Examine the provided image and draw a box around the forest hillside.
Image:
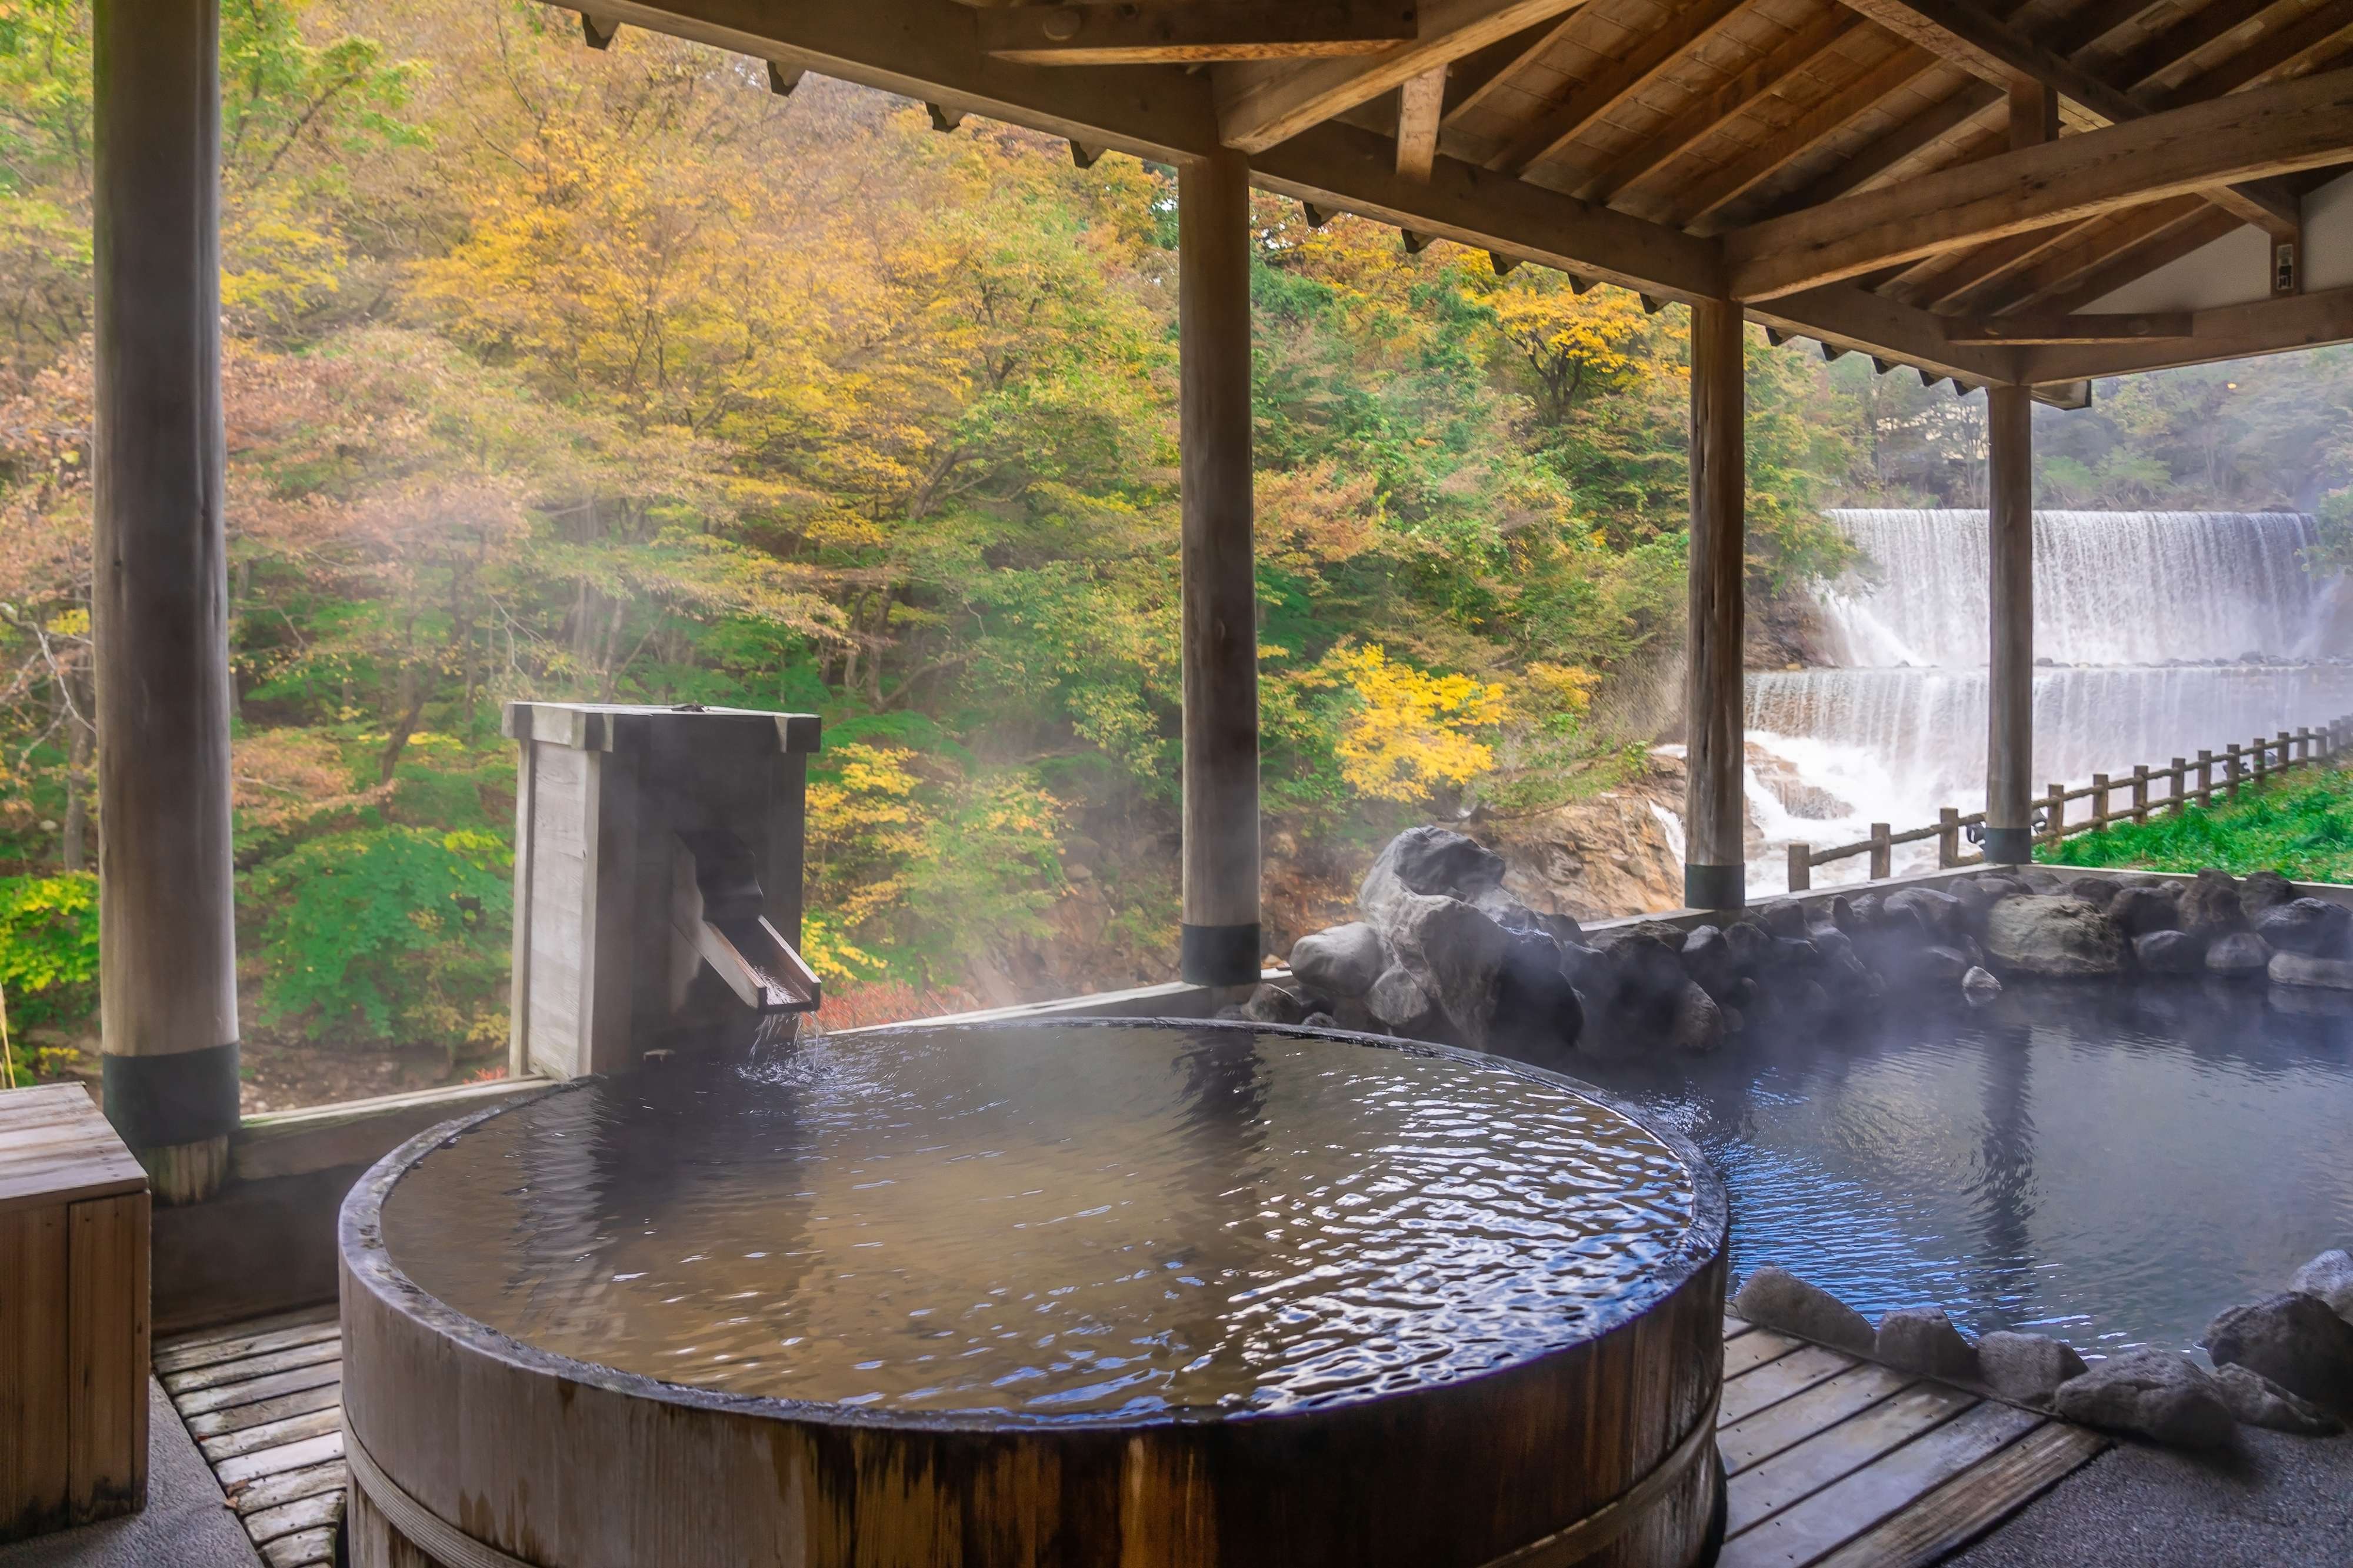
[5,0,2352,1102]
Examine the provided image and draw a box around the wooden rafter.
[1667,45,1944,228]
[979,1,1419,66]
[1439,13,1584,123]
[2024,283,2353,379]
[1832,0,2298,232]
[1725,65,2353,299]
[1777,79,2003,206]
[1982,197,2226,311]
[1215,0,1590,153]
[1397,65,1446,177]
[1485,0,1754,176]
[1948,309,2192,341]
[1577,8,1865,203]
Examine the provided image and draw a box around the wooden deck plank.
[225,1459,347,1517]
[1724,1327,1805,1377]
[1721,1343,1859,1424]
[1725,1313,1754,1337]
[1717,1401,2045,1568]
[160,1337,340,1394]
[172,1360,341,1417]
[1809,1421,2108,1568]
[1721,1363,1915,1476]
[199,1406,343,1463]
[242,1489,345,1547]
[154,1318,342,1376]
[258,1524,337,1568]
[212,1431,343,1489]
[182,1382,344,1440]
[155,1305,336,1356]
[1727,1382,1979,1536]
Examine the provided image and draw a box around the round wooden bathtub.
[338,1019,1728,1568]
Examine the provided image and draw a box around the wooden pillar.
[1178,149,1260,986]
[1684,298,1745,910]
[92,0,239,1203]
[1984,383,2034,865]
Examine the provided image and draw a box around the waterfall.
[1740,509,2352,890]
[1814,510,2327,667]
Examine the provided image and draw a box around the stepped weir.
[1740,511,2353,888]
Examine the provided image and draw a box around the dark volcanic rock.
[2105,883,2181,938]
[1491,928,1583,1052]
[1667,981,1725,1054]
[1758,900,1808,939]
[1978,1331,2089,1404]
[2205,1292,2353,1417]
[1722,919,1774,972]
[1961,965,2002,1004]
[2205,931,2274,977]
[1877,1307,1979,1381]
[2133,929,2205,973]
[1679,925,1734,996]
[2067,875,2122,910]
[1915,943,1973,983]
[1885,886,1966,940]
[2238,869,2297,916]
[2211,1363,2345,1435]
[2291,1249,2353,1323]
[1242,981,1312,1025]
[2052,1350,2237,1449]
[1985,896,2125,976]
[1365,964,1439,1036]
[1288,921,1387,999]
[2178,868,2248,937]
[1732,1266,1874,1355]
[2252,897,2351,956]
[2269,950,2353,990]
[1384,893,1508,1048]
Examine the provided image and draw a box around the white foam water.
[1733,510,2353,890]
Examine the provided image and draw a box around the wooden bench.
[0,1083,149,1542]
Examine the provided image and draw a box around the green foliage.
[245,826,509,1058]
[0,872,97,1029]
[2039,767,2353,883]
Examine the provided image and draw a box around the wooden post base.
[137,1136,229,1207]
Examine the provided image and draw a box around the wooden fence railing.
[1784,715,2353,892]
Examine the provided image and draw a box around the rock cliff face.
[1469,787,1686,922]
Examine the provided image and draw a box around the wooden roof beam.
[2022,282,2353,378]
[1577,8,1866,204]
[1215,0,1591,153]
[1947,309,2192,341]
[1778,79,2004,208]
[1397,65,1446,177]
[1832,0,2298,233]
[1485,0,1755,176]
[1724,65,2353,299]
[1439,12,1585,124]
[1669,45,1947,229]
[981,1,1418,66]
[1751,283,2028,383]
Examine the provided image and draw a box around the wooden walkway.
[154,1308,2104,1568]
[1716,1315,2106,1567]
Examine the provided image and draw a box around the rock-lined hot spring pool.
[1570,975,2353,1356]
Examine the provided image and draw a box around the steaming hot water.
[379,1022,1702,1419]
[1738,511,2353,889]
[1572,976,2353,1355]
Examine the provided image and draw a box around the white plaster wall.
[2087,170,2353,312]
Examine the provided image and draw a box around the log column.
[1984,383,2034,865]
[1683,299,1745,911]
[1177,149,1261,985]
[93,0,241,1202]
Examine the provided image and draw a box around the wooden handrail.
[1784,710,2352,890]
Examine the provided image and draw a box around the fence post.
[2170,757,2188,815]
[2227,743,2244,796]
[2091,773,2110,830]
[2131,764,2149,824]
[2297,725,2312,765]
[2278,730,2292,775]
[2198,749,2215,805]
[1868,823,1891,879]
[2252,736,2268,788]
[1938,807,1960,868]
[1787,842,1811,893]
[2045,783,2065,847]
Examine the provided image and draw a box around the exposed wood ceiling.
[565,0,2353,392]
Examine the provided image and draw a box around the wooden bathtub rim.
[338,1017,1732,1568]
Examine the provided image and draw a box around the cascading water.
[1736,510,2353,890]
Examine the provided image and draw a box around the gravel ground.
[1950,1426,2353,1568]
[0,1381,259,1568]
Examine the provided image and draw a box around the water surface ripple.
[382,1023,1698,1420]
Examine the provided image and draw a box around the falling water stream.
[1737,511,2353,889]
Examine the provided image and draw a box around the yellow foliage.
[1310,643,1506,803]
[805,743,925,928]
[1522,661,1599,718]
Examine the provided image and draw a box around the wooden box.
[0,1083,148,1541]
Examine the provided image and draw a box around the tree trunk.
[62,708,92,873]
